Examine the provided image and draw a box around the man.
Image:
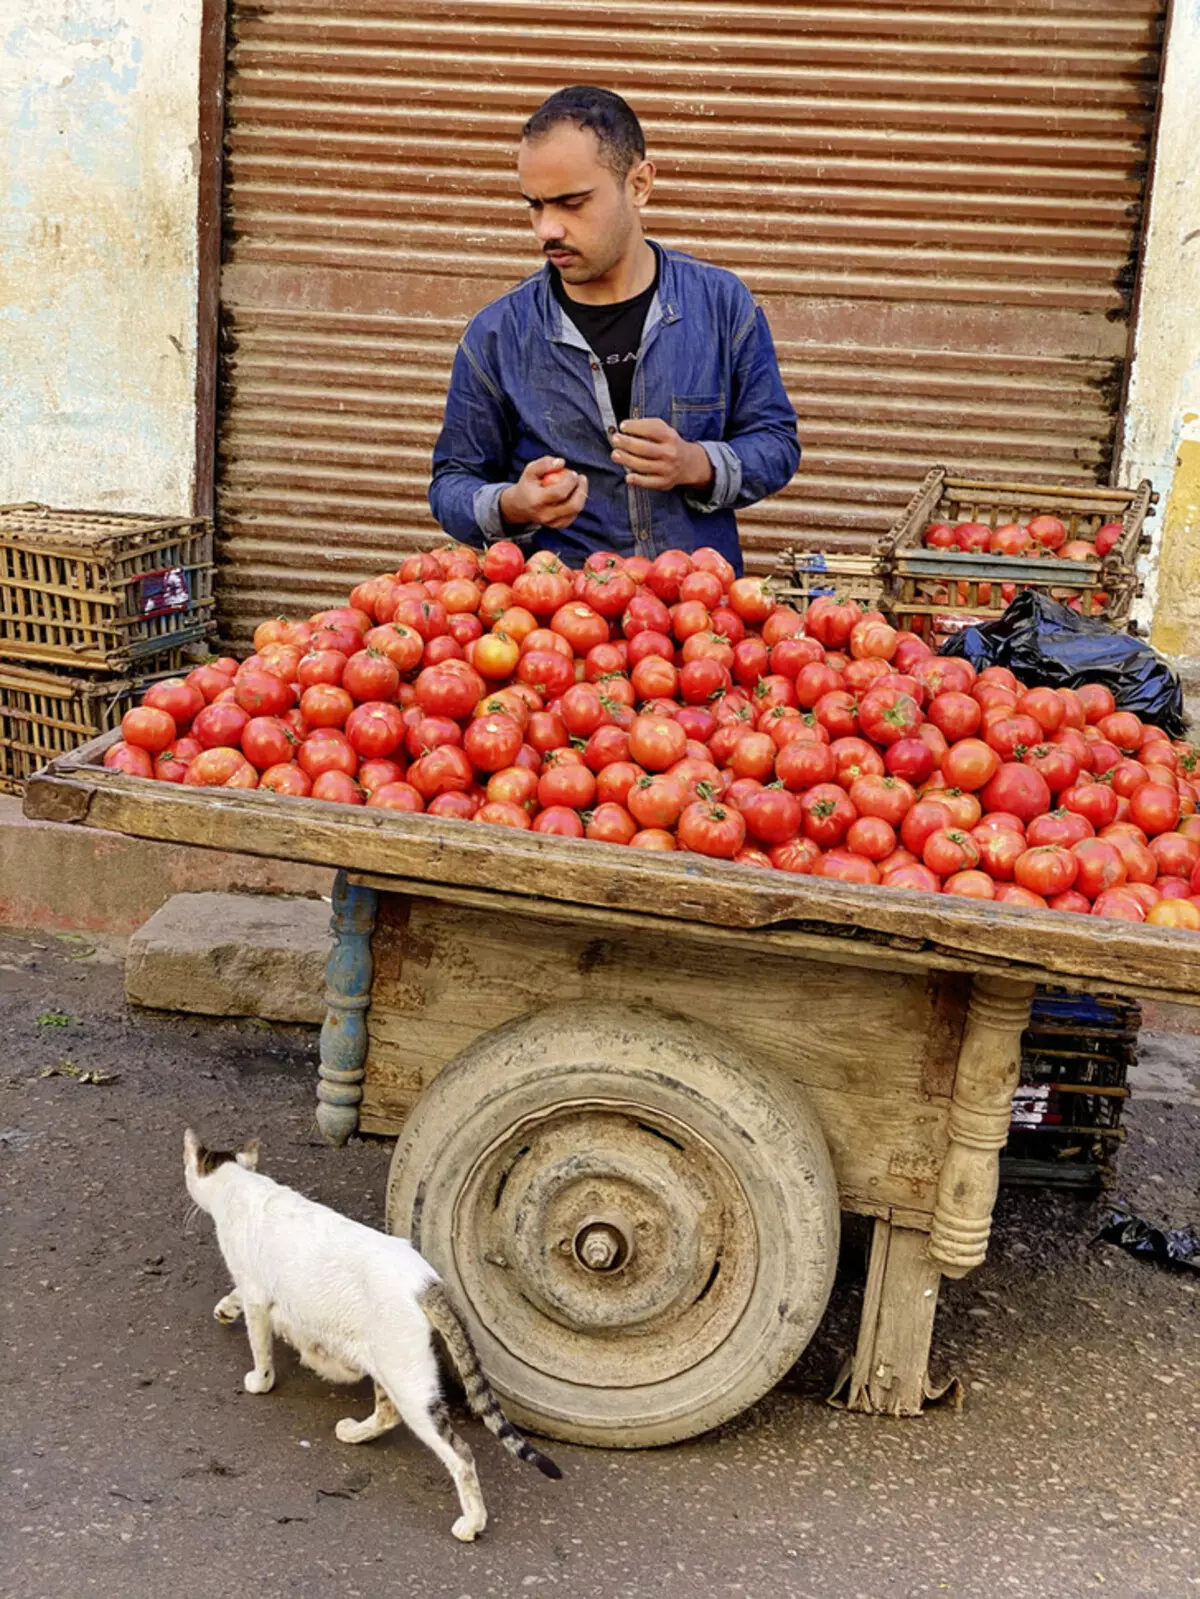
[428,86,800,573]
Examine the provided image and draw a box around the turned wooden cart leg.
[929,973,1036,1278]
[316,871,378,1146]
[832,1219,956,1416]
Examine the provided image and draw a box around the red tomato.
[677,800,747,859]
[923,828,980,875]
[986,714,1042,761]
[1077,683,1117,724]
[1026,809,1093,848]
[857,687,923,747]
[462,713,523,773]
[585,803,638,845]
[804,596,862,649]
[240,715,300,771]
[629,714,687,772]
[192,702,251,750]
[630,655,679,702]
[770,739,832,793]
[484,766,538,810]
[629,828,676,851]
[1096,711,1142,754]
[1102,830,1157,883]
[1128,782,1181,837]
[1150,833,1200,878]
[993,883,1048,909]
[143,678,204,727]
[343,702,405,761]
[580,567,636,619]
[881,862,942,893]
[537,763,597,811]
[480,541,524,584]
[550,601,608,654]
[298,649,349,690]
[1014,844,1077,897]
[848,774,915,826]
[354,758,403,795]
[846,815,896,861]
[404,744,472,799]
[341,649,400,704]
[953,520,992,552]
[740,786,803,846]
[942,738,1000,793]
[1016,687,1065,736]
[364,623,424,673]
[1026,515,1066,551]
[927,692,981,742]
[415,662,484,720]
[799,783,857,847]
[476,800,533,829]
[679,569,723,610]
[1061,781,1119,831]
[256,762,311,797]
[309,769,363,805]
[1091,887,1146,921]
[727,732,776,782]
[121,705,177,754]
[944,870,996,899]
[814,848,880,884]
[885,736,936,786]
[183,749,258,789]
[813,690,859,740]
[627,774,688,830]
[230,668,295,720]
[300,684,354,729]
[1022,743,1080,795]
[532,805,585,837]
[972,827,1026,882]
[104,740,154,777]
[979,763,1052,824]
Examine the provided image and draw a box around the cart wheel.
[385,1000,839,1448]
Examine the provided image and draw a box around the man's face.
[518,123,651,285]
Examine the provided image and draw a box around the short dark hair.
[521,86,646,179]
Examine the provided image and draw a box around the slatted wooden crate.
[882,471,1155,643]
[0,504,214,671]
[775,549,888,615]
[0,657,192,795]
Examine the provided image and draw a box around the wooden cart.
[26,740,1200,1447]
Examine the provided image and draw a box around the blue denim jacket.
[428,242,800,575]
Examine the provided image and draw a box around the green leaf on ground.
[36,1009,74,1028]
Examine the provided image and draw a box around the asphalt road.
[2,928,1197,1599]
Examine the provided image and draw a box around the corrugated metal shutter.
[217,0,1164,639]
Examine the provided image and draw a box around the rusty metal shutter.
[217,0,1165,638]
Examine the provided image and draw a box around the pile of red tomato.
[105,540,1200,931]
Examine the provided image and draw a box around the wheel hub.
[452,1098,757,1389]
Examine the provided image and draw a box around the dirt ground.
[2,927,1197,1599]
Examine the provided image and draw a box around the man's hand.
[499,457,588,530]
[611,419,715,492]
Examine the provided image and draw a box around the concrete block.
[0,795,333,937]
[126,892,331,1024]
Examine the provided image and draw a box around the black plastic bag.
[1097,1209,1200,1271]
[939,591,1187,737]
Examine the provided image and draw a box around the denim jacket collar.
[539,239,682,345]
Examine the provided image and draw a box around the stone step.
[125,891,331,1024]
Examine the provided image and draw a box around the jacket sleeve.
[685,292,801,515]
[428,336,519,548]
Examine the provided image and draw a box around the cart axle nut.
[574,1220,631,1273]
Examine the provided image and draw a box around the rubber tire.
[385,999,839,1448]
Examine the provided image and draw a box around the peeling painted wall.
[0,1,202,514]
[1119,0,1200,649]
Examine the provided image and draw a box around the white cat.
[183,1128,561,1541]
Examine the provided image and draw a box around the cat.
[182,1127,561,1541]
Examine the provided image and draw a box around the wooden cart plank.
[24,749,1200,1002]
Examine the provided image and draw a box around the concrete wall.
[0,0,202,515]
[1120,0,1200,652]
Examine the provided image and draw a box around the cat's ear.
[237,1138,260,1171]
[184,1127,201,1167]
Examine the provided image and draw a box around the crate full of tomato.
[883,469,1155,642]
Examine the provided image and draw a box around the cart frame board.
[25,735,1200,1437]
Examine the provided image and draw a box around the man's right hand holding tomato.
[499,456,588,531]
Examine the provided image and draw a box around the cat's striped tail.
[419,1281,563,1480]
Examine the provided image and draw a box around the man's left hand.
[611,418,715,492]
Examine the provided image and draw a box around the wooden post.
[928,973,1036,1277]
[316,871,378,1146]
[831,1219,957,1416]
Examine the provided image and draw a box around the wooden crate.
[881,470,1155,642]
[775,549,888,614]
[0,658,191,795]
[0,504,214,671]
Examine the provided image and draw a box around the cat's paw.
[243,1368,275,1394]
[335,1417,370,1445]
[452,1513,485,1543]
[213,1294,242,1325]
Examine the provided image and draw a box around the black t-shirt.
[551,266,659,424]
